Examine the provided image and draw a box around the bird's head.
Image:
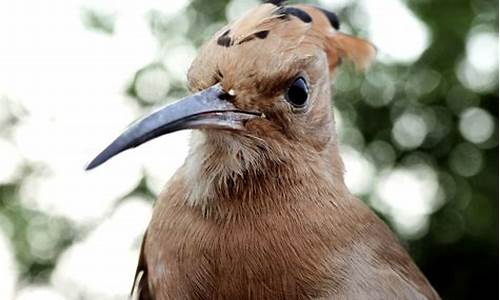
[86,1,375,176]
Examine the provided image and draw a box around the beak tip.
[85,151,110,171]
[84,159,99,171]
[85,136,133,172]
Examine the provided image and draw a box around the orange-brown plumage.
[115,2,440,299]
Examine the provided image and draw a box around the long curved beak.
[86,84,259,170]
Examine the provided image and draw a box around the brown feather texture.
[132,3,439,299]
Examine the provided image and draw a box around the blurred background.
[0,0,497,299]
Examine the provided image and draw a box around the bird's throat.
[180,131,345,215]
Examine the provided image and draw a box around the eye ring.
[285,76,309,111]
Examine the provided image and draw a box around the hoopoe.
[87,1,439,299]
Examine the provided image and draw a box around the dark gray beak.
[86,84,259,170]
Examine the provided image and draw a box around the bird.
[86,1,440,299]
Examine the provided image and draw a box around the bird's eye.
[285,77,309,110]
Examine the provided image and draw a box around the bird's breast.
[144,195,348,299]
[140,169,438,300]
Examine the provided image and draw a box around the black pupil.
[286,77,308,107]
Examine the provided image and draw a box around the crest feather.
[213,3,375,73]
[295,5,376,72]
[221,3,310,47]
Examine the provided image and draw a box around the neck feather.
[180,130,347,217]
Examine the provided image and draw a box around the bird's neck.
[179,130,348,217]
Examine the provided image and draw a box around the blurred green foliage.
[0,0,497,299]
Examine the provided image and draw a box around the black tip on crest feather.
[274,6,312,23]
[315,7,340,30]
[265,0,287,6]
[217,29,232,47]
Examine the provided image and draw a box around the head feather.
[191,2,375,92]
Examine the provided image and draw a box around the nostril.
[216,85,236,102]
[218,91,235,102]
